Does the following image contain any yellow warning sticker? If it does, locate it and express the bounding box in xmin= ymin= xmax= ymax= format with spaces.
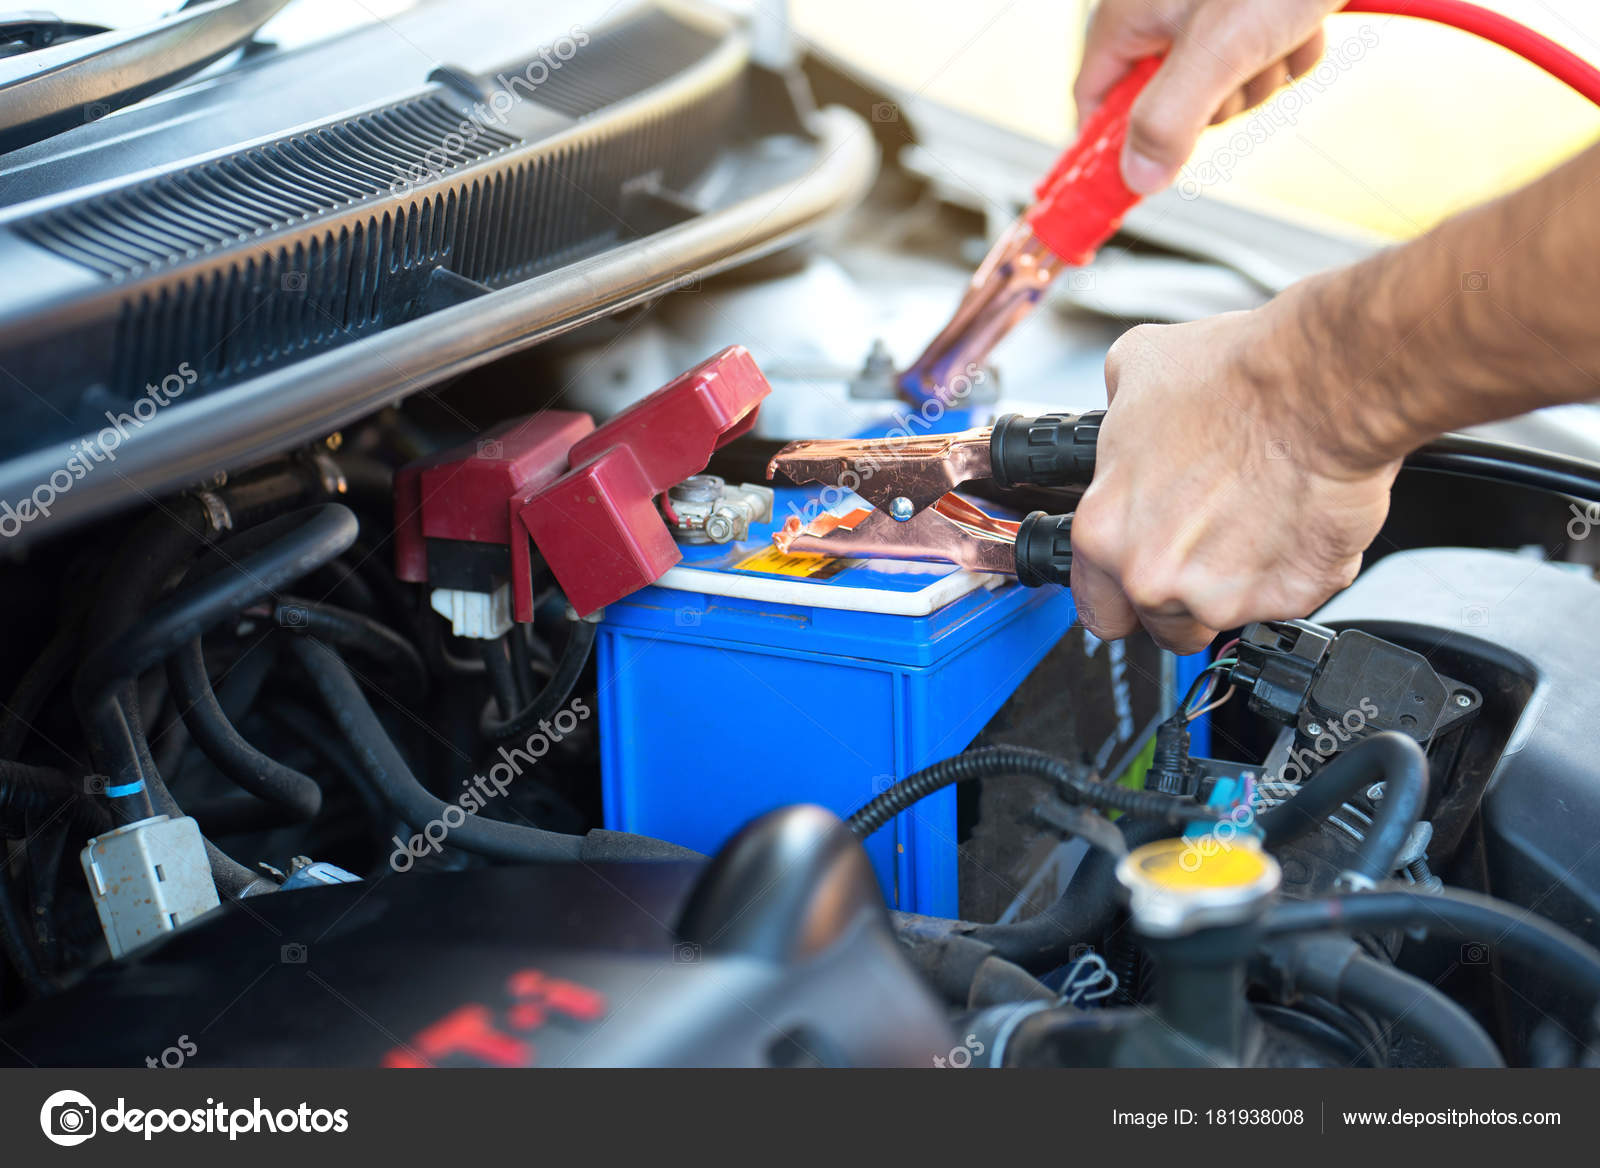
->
xmin=733 ymin=546 xmax=852 ymax=580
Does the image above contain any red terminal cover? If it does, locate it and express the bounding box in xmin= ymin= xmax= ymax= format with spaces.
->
xmin=393 ymin=412 xmax=596 ymax=584
xmin=392 ymin=346 xmax=769 ymax=621
xmin=519 ymin=345 xmax=770 ymax=617
xmin=1025 ymin=55 xmax=1161 ymax=267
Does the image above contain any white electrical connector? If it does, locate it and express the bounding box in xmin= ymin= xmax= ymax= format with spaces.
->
xmin=80 ymin=815 xmax=221 ymax=958
xmin=430 ymin=582 xmax=513 ymax=639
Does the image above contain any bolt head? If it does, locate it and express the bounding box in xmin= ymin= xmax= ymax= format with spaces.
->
xmin=1305 ymin=722 xmax=1323 ymax=737
xmin=1454 ymin=692 xmax=1473 ymax=707
xmin=888 ymin=496 xmax=915 ymax=522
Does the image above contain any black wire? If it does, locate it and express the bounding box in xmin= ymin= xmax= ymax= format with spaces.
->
xmin=479 ymin=637 xmax=522 ymax=720
xmin=272 ymin=597 xmax=428 ymax=706
xmin=479 ymin=618 xmax=597 ymax=742
xmin=165 ymin=638 xmax=322 ymax=821
xmin=848 ymin=744 xmax=1219 ymax=837
xmin=74 ymin=504 xmax=358 ymax=814
xmin=287 ymin=637 xmax=587 ymax=863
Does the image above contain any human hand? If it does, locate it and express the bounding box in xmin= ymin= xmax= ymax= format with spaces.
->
xmin=1075 ymin=0 xmax=1342 ymax=194
xmin=1068 ymin=283 xmax=1402 ymax=653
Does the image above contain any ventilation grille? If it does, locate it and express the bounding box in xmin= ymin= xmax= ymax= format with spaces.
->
xmin=109 ymin=81 xmax=738 ymax=397
xmin=18 ymin=96 xmax=521 ymax=279
xmin=511 ymin=9 xmax=721 ymax=119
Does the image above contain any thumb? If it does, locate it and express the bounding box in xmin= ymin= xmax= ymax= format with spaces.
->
xmin=1120 ymin=44 xmax=1245 ymax=194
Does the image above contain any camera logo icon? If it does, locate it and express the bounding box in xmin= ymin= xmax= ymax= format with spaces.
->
xmin=40 ymin=1089 xmax=97 ymax=1146
xmin=281 ymin=942 xmax=308 ymax=964
xmin=673 ymin=941 xmax=701 ymax=964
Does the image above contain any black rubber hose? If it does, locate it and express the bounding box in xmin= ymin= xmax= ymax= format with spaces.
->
xmin=1265 ymin=889 xmax=1600 ymax=1015
xmin=74 ymin=504 xmax=359 ymax=806
xmin=1258 ymin=731 xmax=1429 ymax=884
xmin=272 ymin=597 xmax=428 ymax=706
xmin=894 ymin=817 xmax=1172 ymax=974
xmin=969 ymin=817 xmax=1171 ymax=968
xmin=1 ymin=760 xmax=114 ymax=995
xmin=848 ymin=745 xmax=1219 ymax=837
xmin=968 ymin=954 xmax=1056 ymax=1008
xmin=1338 ymin=954 xmax=1504 ymax=1067
xmin=165 ymin=639 xmax=322 ymax=821
xmin=480 ymin=618 xmax=597 ymax=742
xmin=286 ymin=638 xmax=696 ymax=865
xmin=287 ymin=636 xmax=585 ymax=863
xmin=0 ymin=760 xmax=113 ymax=838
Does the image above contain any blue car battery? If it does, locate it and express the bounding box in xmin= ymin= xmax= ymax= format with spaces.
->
xmin=597 ymin=465 xmax=1168 ymax=917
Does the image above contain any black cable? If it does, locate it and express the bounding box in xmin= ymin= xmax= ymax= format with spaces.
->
xmin=272 ymin=597 xmax=428 ymax=706
xmin=894 ymin=818 xmax=1172 ymax=974
xmin=287 ymin=636 xmax=586 ymax=863
xmin=74 ymin=504 xmax=358 ymax=818
xmin=0 ymin=760 xmax=113 ymax=839
xmin=479 ymin=637 xmax=522 ymax=720
xmin=1258 ymin=732 xmax=1429 ymax=884
xmin=848 ymin=745 xmax=1219 ymax=838
xmin=0 ymin=760 xmax=114 ymax=996
xmin=1265 ymin=889 xmax=1600 ymax=1020
xmin=508 ymin=626 xmax=538 ymax=708
xmin=1338 ymin=954 xmax=1504 ymax=1067
xmin=479 ymin=617 xmax=597 ymax=742
xmin=165 ymin=639 xmax=322 ymax=821
xmin=264 ymin=701 xmax=403 ymax=859
xmin=1406 ymin=433 xmax=1600 ymax=504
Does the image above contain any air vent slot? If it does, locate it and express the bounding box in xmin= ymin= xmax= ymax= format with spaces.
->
xmin=18 ymin=96 xmax=522 ymax=279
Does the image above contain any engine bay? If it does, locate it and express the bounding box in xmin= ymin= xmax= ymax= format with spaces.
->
xmin=2 ymin=0 xmax=1600 ymax=1080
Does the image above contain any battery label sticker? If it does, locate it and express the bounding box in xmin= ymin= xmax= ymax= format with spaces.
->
xmin=733 ymin=546 xmax=854 ymax=580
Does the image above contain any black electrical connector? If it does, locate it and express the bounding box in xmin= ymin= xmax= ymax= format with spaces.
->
xmin=989 ymin=410 xmax=1102 ymax=489
xmin=1014 ymin=511 xmax=1074 ymax=587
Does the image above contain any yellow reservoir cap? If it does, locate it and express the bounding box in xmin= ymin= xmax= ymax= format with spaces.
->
xmin=1116 ymin=837 xmax=1281 ymax=938
xmin=1127 ymin=837 xmax=1274 ymax=892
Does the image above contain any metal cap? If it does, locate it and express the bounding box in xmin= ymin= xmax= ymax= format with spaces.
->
xmin=1116 ymin=837 xmax=1280 ymax=938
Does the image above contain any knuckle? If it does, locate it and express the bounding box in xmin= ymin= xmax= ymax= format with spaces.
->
xmin=1068 ymin=502 xmax=1123 ymax=568
xmin=1123 ymin=570 xmax=1179 ymax=615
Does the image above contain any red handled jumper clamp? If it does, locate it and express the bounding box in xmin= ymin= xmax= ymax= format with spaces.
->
xmin=899 ymin=57 xmax=1160 ymax=405
xmin=395 ymin=346 xmax=770 ymax=621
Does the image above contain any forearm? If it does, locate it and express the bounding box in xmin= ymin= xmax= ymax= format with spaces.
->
xmin=1280 ymin=138 xmax=1600 ymax=470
